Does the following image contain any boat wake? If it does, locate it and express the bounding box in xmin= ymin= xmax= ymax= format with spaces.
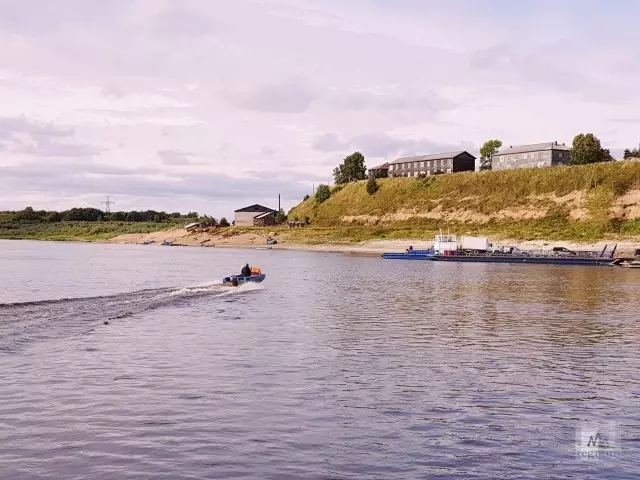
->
xmin=0 ymin=281 xmax=262 ymax=353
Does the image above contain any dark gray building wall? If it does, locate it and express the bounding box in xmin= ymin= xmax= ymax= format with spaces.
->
xmin=453 ymin=152 xmax=475 ymax=173
xmin=551 ymin=149 xmax=571 ymax=165
xmin=492 ymin=149 xmax=571 ymax=170
xmin=388 ymin=153 xmax=476 ymax=177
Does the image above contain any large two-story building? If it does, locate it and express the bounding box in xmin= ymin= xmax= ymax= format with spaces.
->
xmin=387 ymin=151 xmax=476 ymax=177
xmin=491 ymin=141 xmax=571 ymax=170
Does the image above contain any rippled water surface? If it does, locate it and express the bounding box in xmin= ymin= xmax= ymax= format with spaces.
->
xmin=1 ymin=239 xmax=640 ymax=479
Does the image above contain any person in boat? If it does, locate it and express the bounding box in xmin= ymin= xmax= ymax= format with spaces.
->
xmin=241 ymin=263 xmax=252 ymax=277
xmin=406 ymin=246 xmax=414 ymax=254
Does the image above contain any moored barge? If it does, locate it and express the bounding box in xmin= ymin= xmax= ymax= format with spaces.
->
xmin=381 ymin=234 xmax=634 ymax=267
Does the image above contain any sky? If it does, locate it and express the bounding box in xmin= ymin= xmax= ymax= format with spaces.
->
xmin=1 ymin=0 xmax=639 ymax=218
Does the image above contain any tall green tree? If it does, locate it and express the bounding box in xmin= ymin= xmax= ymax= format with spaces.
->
xmin=333 ymin=151 xmax=366 ymax=184
xmin=275 ymin=208 xmax=287 ymax=224
xmin=315 ymin=184 xmax=331 ymax=203
xmin=479 ymin=139 xmax=502 ymax=171
xmin=571 ymin=133 xmax=614 ymax=165
xmin=623 ymin=143 xmax=640 ymax=159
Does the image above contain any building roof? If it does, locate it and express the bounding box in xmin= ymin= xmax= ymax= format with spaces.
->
xmin=234 ymin=204 xmax=275 ymax=213
xmin=388 ymin=151 xmax=474 ymax=165
xmin=255 ymin=211 xmax=276 ymax=219
xmin=368 ymin=162 xmax=389 ymax=170
xmin=494 ymin=141 xmax=571 ymax=156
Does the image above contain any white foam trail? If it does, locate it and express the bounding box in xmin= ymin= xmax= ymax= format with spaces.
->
xmin=162 ymin=278 xmax=264 ymax=298
xmin=219 ymin=282 xmax=265 ymax=296
xmin=168 ymin=280 xmax=222 ymax=297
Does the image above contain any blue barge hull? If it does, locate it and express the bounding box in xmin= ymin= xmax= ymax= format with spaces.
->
xmin=428 ymin=255 xmax=613 ymax=266
xmin=382 ymin=253 xmax=614 ymax=266
xmin=382 ymin=252 xmax=434 ymax=260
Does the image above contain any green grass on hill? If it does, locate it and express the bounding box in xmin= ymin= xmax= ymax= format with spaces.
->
xmin=288 ymin=162 xmax=640 ymax=242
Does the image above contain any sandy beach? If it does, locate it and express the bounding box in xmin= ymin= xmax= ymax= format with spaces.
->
xmin=108 ymin=228 xmax=640 ymax=257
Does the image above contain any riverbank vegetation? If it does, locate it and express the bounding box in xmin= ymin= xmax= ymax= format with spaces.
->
xmin=288 ymin=161 xmax=640 ymax=242
xmin=0 ymin=207 xmax=206 ymax=241
xmin=0 ymin=221 xmax=177 ymax=241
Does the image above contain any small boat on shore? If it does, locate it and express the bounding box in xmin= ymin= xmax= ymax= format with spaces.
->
xmin=222 ymin=267 xmax=266 ymax=286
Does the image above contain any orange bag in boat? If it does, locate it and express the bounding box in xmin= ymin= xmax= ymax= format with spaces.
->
xmin=251 ymin=266 xmax=261 ymax=275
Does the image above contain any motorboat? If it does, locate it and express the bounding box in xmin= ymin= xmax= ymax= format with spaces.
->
xmin=222 ymin=267 xmax=266 ymax=286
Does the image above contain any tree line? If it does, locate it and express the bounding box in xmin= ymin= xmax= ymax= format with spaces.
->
xmin=4 ymin=207 xmax=209 ymax=224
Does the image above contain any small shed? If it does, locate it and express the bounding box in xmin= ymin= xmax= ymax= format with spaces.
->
xmin=254 ymin=211 xmax=277 ymax=226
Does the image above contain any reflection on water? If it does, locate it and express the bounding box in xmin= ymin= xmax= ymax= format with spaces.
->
xmin=0 ymin=240 xmax=639 ymax=479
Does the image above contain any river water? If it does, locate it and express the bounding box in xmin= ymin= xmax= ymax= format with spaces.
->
xmin=1 ymin=239 xmax=639 ymax=479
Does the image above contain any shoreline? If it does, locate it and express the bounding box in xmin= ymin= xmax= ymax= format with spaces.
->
xmin=105 ymin=228 xmax=640 ymax=257
xmin=4 ymin=230 xmax=639 ymax=257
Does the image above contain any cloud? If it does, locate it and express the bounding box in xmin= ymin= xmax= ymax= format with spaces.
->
xmin=0 ymin=116 xmax=71 ymax=140
xmin=0 ymin=116 xmax=99 ymax=157
xmin=101 ymin=84 xmax=125 ymax=98
xmin=312 ymin=132 xmax=349 ymax=152
xmin=611 ymin=118 xmax=640 ymax=124
xmin=146 ymin=5 xmax=220 ymax=37
xmin=313 ymin=131 xmax=476 ymax=159
xmin=467 ymin=42 xmax=625 ymax=102
xmin=0 ymin=160 xmax=311 ymax=211
xmin=224 ymin=78 xmax=456 ymax=117
xmin=261 ymin=146 xmax=277 ymax=156
xmin=223 ymin=77 xmax=317 ymax=113
xmin=157 ymin=149 xmax=197 ymax=165
xmin=328 ymin=88 xmax=456 ymax=114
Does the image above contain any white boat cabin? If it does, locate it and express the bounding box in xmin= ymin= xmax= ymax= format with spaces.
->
xmin=433 ymin=234 xmax=458 ymax=254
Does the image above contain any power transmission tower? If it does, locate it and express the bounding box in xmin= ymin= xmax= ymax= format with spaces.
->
xmin=101 ymin=196 xmax=115 ymax=213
